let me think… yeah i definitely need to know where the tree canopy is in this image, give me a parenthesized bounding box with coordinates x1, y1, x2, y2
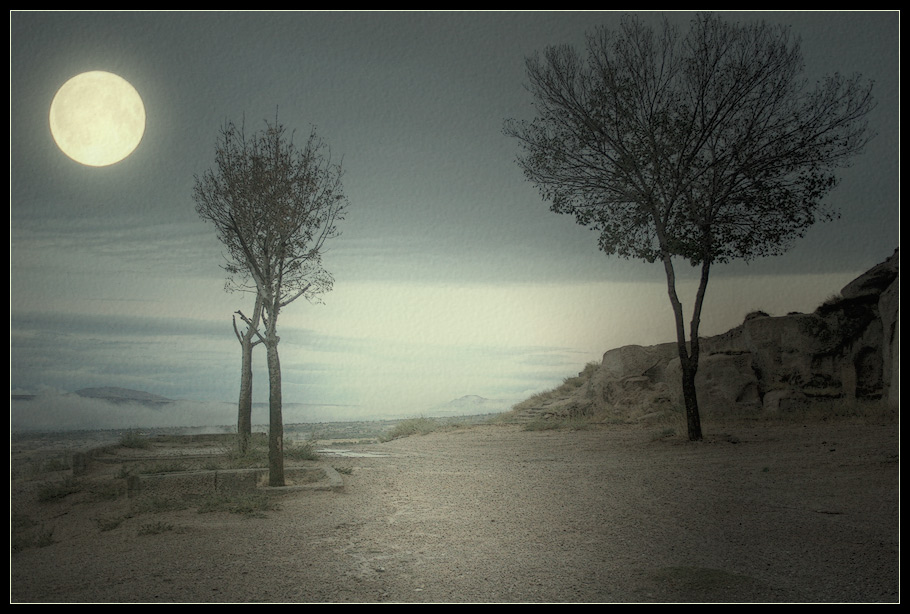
(505, 13, 875, 268)
(194, 120, 344, 312)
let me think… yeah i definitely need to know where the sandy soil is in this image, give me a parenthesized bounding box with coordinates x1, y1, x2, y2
(9, 420, 900, 603)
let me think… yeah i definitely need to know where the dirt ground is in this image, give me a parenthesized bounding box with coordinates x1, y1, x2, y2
(9, 419, 900, 603)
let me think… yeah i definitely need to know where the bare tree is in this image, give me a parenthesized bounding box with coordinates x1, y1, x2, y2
(504, 13, 875, 440)
(194, 118, 347, 484)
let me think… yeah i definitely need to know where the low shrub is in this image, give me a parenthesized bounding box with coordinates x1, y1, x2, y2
(119, 429, 151, 449)
(284, 439, 320, 461)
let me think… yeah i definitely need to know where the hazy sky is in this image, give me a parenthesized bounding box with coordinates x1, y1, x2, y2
(10, 11, 899, 429)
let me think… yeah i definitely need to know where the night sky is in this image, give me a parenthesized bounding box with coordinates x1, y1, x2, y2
(10, 11, 899, 430)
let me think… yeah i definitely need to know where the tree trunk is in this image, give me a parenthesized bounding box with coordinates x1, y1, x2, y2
(660, 252, 704, 441)
(237, 337, 254, 454)
(680, 357, 703, 441)
(265, 335, 284, 487)
(682, 256, 712, 442)
(234, 296, 263, 455)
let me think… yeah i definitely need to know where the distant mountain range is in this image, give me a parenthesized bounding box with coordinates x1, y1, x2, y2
(12, 386, 512, 420)
(73, 387, 174, 405)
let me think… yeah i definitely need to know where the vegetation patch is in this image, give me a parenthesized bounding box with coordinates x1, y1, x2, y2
(284, 440, 320, 462)
(119, 429, 152, 449)
(197, 492, 278, 517)
(37, 477, 82, 503)
(215, 433, 320, 467)
(509, 362, 602, 419)
(380, 416, 441, 441)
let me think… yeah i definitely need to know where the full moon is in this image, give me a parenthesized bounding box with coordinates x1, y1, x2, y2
(49, 71, 146, 167)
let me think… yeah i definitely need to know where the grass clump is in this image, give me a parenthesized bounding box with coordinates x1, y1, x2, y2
(284, 439, 320, 461)
(510, 362, 602, 416)
(219, 433, 320, 466)
(119, 429, 152, 449)
(380, 416, 440, 441)
(221, 432, 269, 467)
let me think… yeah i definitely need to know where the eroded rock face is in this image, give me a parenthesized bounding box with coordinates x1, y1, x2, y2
(666, 352, 761, 413)
(601, 343, 677, 381)
(590, 249, 899, 417)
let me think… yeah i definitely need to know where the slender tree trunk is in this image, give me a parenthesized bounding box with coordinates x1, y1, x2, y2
(660, 252, 704, 441)
(234, 296, 263, 454)
(237, 338, 254, 453)
(683, 257, 712, 441)
(680, 358, 703, 441)
(265, 333, 284, 487)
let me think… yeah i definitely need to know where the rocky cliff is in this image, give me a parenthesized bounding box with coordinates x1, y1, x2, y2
(514, 249, 899, 421)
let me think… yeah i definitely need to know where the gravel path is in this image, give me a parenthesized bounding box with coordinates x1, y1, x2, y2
(10, 421, 899, 603)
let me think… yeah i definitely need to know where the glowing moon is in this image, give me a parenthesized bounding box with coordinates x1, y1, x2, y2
(49, 71, 146, 167)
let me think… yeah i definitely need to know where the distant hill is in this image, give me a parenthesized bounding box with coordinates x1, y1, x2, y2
(73, 387, 173, 405)
(425, 395, 513, 417)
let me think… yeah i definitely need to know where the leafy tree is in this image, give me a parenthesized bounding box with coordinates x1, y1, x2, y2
(194, 118, 346, 483)
(504, 13, 875, 440)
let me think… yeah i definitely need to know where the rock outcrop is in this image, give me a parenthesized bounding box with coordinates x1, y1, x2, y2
(515, 249, 899, 421)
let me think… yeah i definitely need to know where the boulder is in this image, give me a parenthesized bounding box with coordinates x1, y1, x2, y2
(601, 343, 677, 381)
